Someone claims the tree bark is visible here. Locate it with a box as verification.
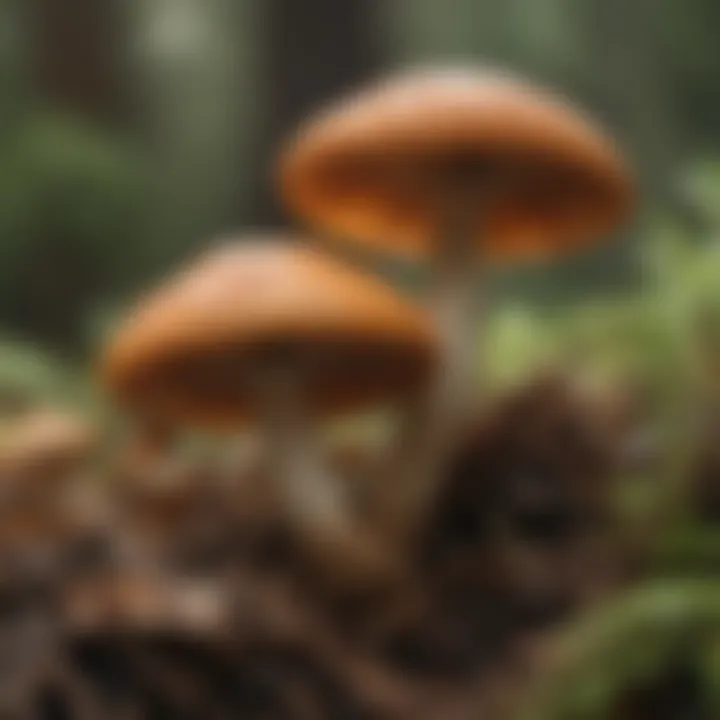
[26,0,129,126]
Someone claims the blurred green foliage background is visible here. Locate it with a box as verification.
[1,0,720,404]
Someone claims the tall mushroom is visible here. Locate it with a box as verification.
[279,65,635,543]
[101,238,436,583]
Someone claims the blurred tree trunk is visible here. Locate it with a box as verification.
[132,0,250,261]
[16,0,131,355]
[26,0,129,125]
[574,0,700,228]
[246,0,384,226]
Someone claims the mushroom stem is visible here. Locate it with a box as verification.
[263,367,349,537]
[381,192,480,546]
[431,197,482,424]
[260,365,396,584]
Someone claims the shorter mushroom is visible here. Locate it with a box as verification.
[102,237,437,585]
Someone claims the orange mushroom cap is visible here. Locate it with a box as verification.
[102,239,437,428]
[280,66,635,261]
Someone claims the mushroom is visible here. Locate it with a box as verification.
[101,237,436,582]
[0,408,97,512]
[0,410,110,595]
[0,408,96,479]
[280,65,635,543]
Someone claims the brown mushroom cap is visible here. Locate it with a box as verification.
[102,239,437,428]
[280,67,634,260]
[0,408,96,478]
